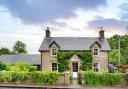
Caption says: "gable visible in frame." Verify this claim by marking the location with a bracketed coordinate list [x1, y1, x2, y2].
[90, 41, 101, 49]
[70, 54, 81, 62]
[49, 41, 60, 48]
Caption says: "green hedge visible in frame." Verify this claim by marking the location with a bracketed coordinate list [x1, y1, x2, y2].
[30, 71, 60, 84]
[83, 71, 123, 86]
[124, 72, 128, 85]
[0, 71, 28, 83]
[0, 71, 60, 84]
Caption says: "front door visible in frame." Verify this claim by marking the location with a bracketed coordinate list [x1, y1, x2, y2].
[72, 62, 78, 78]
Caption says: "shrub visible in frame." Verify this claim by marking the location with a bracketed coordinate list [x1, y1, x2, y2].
[11, 72, 29, 83]
[0, 71, 14, 83]
[0, 61, 7, 70]
[33, 71, 60, 84]
[0, 71, 29, 83]
[7, 61, 36, 72]
[0, 71, 60, 84]
[83, 71, 123, 86]
[124, 73, 128, 85]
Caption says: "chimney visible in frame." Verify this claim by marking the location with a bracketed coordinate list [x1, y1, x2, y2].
[45, 27, 50, 38]
[98, 27, 104, 40]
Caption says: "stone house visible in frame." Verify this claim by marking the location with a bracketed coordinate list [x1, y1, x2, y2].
[39, 27, 111, 78]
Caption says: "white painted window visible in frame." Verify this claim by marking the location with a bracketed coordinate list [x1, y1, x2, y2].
[52, 63, 57, 71]
[92, 62, 100, 72]
[51, 48, 57, 56]
[93, 48, 99, 56]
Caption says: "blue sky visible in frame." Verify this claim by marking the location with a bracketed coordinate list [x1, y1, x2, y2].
[0, 0, 128, 53]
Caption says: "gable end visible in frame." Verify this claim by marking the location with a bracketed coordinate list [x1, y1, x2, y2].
[49, 41, 60, 48]
[90, 41, 101, 49]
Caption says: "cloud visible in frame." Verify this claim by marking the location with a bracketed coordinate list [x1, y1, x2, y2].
[0, 0, 106, 24]
[120, 3, 128, 21]
[87, 18, 128, 33]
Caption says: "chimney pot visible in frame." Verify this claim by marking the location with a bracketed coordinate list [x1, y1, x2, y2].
[45, 27, 50, 38]
[98, 27, 104, 40]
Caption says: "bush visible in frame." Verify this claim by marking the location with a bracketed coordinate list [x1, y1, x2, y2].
[0, 71, 60, 84]
[0, 71, 28, 83]
[11, 72, 29, 83]
[83, 71, 123, 86]
[124, 73, 128, 85]
[0, 61, 7, 70]
[7, 61, 36, 72]
[0, 71, 14, 83]
[33, 71, 60, 84]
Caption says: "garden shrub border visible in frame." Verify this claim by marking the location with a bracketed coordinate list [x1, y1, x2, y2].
[124, 72, 128, 85]
[83, 71, 124, 86]
[0, 71, 127, 86]
[0, 71, 60, 84]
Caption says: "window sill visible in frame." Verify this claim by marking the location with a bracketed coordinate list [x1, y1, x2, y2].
[51, 55, 57, 58]
[93, 55, 99, 57]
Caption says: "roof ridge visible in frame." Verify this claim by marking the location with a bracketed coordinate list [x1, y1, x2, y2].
[50, 37, 99, 38]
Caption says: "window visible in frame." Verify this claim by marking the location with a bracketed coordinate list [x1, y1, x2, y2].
[51, 48, 57, 56]
[93, 48, 99, 55]
[72, 63, 78, 72]
[92, 62, 99, 72]
[52, 63, 57, 71]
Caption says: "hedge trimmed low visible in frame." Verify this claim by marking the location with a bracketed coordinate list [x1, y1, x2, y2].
[83, 71, 123, 86]
[0, 71, 60, 84]
[124, 72, 128, 85]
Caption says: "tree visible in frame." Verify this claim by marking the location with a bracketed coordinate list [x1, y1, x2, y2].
[0, 47, 11, 55]
[109, 49, 119, 66]
[13, 41, 27, 54]
[121, 46, 128, 64]
[108, 34, 128, 65]
[108, 34, 119, 49]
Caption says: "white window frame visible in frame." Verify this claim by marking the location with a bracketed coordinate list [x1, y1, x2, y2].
[93, 48, 99, 56]
[92, 62, 100, 72]
[52, 63, 58, 71]
[51, 48, 57, 57]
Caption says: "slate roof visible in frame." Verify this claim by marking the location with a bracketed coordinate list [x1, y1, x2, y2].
[39, 37, 111, 51]
[0, 54, 41, 65]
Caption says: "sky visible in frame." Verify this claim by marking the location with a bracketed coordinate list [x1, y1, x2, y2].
[0, 0, 128, 54]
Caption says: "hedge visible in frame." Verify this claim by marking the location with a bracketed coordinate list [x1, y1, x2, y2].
[0, 71, 60, 84]
[83, 71, 123, 86]
[29, 71, 60, 84]
[124, 72, 128, 85]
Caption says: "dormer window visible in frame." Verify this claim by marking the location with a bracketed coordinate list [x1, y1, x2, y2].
[93, 48, 99, 56]
[51, 48, 57, 56]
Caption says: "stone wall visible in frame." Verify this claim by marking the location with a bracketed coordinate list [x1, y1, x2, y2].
[41, 42, 58, 71]
[91, 43, 109, 71]
[41, 52, 52, 71]
[58, 72, 70, 85]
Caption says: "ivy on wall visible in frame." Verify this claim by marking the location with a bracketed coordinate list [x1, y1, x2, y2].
[57, 51, 93, 72]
